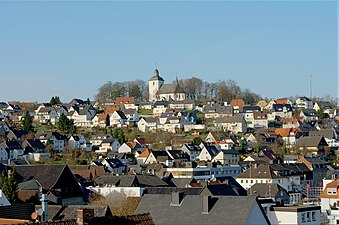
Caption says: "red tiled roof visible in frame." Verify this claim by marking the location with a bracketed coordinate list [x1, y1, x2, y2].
[230, 99, 245, 106]
[105, 106, 121, 114]
[138, 149, 151, 158]
[116, 97, 135, 104]
[275, 98, 288, 104]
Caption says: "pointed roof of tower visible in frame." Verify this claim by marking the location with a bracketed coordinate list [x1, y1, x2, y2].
[149, 68, 164, 81]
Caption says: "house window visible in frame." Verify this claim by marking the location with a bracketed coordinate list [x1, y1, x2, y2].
[251, 180, 253, 183]
[240, 180, 243, 183]
[307, 212, 311, 222]
[246, 180, 248, 183]
[312, 212, 316, 221]
[301, 213, 305, 223]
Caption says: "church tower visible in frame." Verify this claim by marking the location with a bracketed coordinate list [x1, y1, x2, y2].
[148, 68, 164, 102]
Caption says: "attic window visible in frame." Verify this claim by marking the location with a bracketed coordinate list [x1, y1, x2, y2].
[327, 188, 337, 195]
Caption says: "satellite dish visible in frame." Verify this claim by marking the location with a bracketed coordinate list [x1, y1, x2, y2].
[37, 209, 43, 216]
[31, 212, 38, 220]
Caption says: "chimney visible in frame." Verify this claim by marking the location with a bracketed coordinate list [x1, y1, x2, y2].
[77, 208, 94, 225]
[0, 189, 2, 198]
[171, 192, 184, 206]
[40, 193, 48, 222]
[202, 195, 211, 214]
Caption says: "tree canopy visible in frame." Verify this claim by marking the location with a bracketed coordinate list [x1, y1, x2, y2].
[57, 114, 76, 134]
[95, 77, 261, 104]
[50, 96, 61, 105]
[22, 111, 34, 132]
[0, 171, 18, 204]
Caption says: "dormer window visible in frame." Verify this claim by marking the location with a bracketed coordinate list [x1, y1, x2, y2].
[327, 188, 337, 195]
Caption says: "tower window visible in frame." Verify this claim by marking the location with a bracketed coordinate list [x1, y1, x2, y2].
[153, 82, 155, 85]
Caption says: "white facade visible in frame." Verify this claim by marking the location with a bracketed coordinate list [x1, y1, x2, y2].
[165, 165, 242, 181]
[89, 186, 145, 197]
[267, 206, 320, 225]
[149, 69, 164, 102]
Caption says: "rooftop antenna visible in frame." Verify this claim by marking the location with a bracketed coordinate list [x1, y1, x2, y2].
[310, 74, 312, 99]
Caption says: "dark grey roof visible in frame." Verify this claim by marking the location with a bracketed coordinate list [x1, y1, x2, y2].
[248, 183, 287, 198]
[204, 144, 219, 158]
[14, 165, 68, 190]
[157, 83, 185, 95]
[171, 178, 197, 188]
[23, 139, 46, 150]
[296, 136, 328, 147]
[272, 104, 292, 112]
[167, 150, 190, 160]
[115, 110, 127, 119]
[202, 184, 246, 196]
[309, 129, 336, 139]
[18, 180, 41, 190]
[214, 115, 244, 124]
[0, 204, 35, 220]
[149, 68, 164, 81]
[204, 104, 233, 114]
[316, 101, 333, 110]
[144, 187, 203, 195]
[236, 164, 280, 179]
[136, 195, 269, 225]
[242, 106, 261, 113]
[104, 158, 125, 169]
[141, 117, 158, 123]
[35, 205, 111, 221]
[101, 136, 116, 144]
[304, 156, 328, 165]
[301, 109, 318, 117]
[153, 100, 170, 108]
[2, 140, 23, 150]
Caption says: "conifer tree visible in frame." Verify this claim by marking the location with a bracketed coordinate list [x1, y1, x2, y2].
[0, 171, 18, 204]
[22, 111, 34, 132]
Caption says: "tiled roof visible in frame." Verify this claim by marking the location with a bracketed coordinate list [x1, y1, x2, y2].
[230, 99, 245, 106]
[14, 165, 67, 190]
[136, 195, 267, 225]
[236, 164, 280, 179]
[157, 83, 185, 95]
[90, 213, 155, 225]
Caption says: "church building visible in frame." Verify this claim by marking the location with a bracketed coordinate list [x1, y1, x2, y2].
[148, 68, 186, 102]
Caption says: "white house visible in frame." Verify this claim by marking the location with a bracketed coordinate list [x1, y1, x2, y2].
[295, 97, 313, 109]
[34, 106, 58, 124]
[212, 150, 239, 165]
[320, 179, 339, 224]
[96, 137, 121, 154]
[214, 116, 247, 134]
[137, 117, 158, 132]
[266, 204, 321, 225]
[110, 110, 127, 128]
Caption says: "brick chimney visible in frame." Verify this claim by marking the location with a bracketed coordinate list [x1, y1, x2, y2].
[77, 208, 94, 225]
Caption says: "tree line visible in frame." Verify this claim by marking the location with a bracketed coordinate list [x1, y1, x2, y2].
[95, 77, 261, 104]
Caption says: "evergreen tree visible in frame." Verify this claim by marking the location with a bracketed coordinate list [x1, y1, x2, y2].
[113, 129, 119, 138]
[0, 171, 18, 204]
[57, 114, 76, 134]
[50, 96, 61, 105]
[118, 130, 125, 144]
[22, 111, 34, 132]
[86, 98, 91, 105]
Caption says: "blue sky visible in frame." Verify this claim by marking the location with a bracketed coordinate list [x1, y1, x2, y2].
[0, 1, 336, 102]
